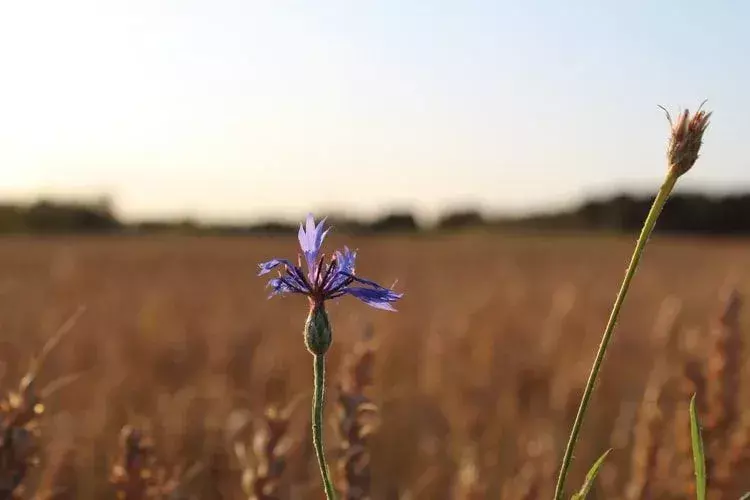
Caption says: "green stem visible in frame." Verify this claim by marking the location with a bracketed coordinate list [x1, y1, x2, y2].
[312, 353, 337, 499]
[553, 173, 678, 500]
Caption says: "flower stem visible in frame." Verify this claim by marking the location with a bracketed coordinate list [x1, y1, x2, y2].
[553, 172, 678, 500]
[312, 353, 337, 499]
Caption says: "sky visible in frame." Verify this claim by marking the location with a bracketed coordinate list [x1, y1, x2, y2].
[0, 1, 748, 223]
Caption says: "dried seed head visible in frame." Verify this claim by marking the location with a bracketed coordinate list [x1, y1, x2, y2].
[660, 102, 712, 178]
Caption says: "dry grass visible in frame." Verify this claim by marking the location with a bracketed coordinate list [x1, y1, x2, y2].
[0, 232, 749, 498]
[335, 327, 378, 500]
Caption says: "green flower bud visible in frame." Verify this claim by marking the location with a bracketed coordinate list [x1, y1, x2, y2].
[304, 303, 332, 356]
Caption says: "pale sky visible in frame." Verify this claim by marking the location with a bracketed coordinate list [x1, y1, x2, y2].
[0, 1, 748, 222]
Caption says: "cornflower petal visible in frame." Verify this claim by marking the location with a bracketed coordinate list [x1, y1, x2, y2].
[335, 247, 357, 274]
[325, 247, 357, 292]
[342, 286, 401, 311]
[258, 258, 294, 276]
[298, 214, 330, 279]
[340, 272, 397, 292]
[267, 277, 298, 297]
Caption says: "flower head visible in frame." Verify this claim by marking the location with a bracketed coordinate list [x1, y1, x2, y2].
[660, 101, 712, 178]
[258, 214, 402, 311]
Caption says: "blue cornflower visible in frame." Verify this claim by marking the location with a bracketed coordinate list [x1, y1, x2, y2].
[258, 214, 403, 311]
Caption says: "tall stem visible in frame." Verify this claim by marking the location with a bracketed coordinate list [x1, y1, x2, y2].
[313, 353, 337, 499]
[553, 173, 678, 499]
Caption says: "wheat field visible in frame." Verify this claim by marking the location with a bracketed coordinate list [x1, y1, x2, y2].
[0, 232, 748, 499]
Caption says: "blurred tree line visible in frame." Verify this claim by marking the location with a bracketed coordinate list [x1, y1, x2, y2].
[0, 198, 121, 234]
[502, 192, 750, 235]
[3, 192, 750, 235]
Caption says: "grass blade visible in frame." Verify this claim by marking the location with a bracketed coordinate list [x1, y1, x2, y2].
[690, 394, 707, 500]
[571, 449, 611, 500]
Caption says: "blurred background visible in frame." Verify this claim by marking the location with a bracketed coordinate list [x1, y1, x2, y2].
[1, 2, 750, 499]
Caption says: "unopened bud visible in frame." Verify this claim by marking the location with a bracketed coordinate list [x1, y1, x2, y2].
[304, 303, 332, 356]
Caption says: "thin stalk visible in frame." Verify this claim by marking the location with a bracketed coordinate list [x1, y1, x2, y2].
[313, 353, 337, 499]
[554, 172, 679, 500]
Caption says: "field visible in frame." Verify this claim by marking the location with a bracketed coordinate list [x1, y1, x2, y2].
[1, 232, 748, 499]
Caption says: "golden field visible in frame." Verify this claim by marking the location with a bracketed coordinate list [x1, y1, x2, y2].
[1, 232, 749, 499]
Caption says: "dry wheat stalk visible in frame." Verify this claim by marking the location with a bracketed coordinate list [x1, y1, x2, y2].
[625, 361, 669, 500]
[109, 425, 158, 499]
[714, 412, 750, 494]
[230, 403, 295, 500]
[650, 298, 683, 494]
[669, 291, 744, 498]
[109, 425, 199, 500]
[335, 329, 379, 500]
[0, 309, 84, 500]
[705, 290, 742, 458]
[499, 461, 540, 500]
[670, 356, 708, 497]
[36, 451, 77, 500]
[704, 290, 743, 497]
[0, 377, 44, 499]
[34, 418, 78, 500]
[452, 445, 487, 500]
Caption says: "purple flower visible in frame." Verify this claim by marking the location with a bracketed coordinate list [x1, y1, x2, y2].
[258, 214, 402, 311]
